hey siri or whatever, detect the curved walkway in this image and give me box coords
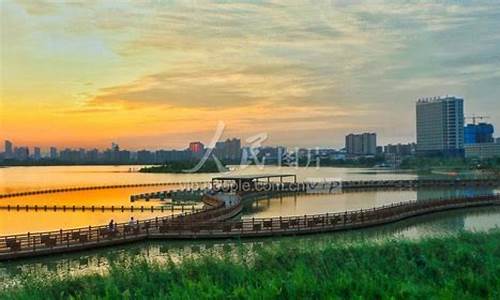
[1,191,499,260]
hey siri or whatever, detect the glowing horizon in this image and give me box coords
[1,1,499,150]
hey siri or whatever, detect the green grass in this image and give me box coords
[400,156,500,174]
[2,231,500,299]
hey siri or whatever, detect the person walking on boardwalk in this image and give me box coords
[128,217,138,230]
[108,219,114,231]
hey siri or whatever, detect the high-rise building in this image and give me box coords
[464,123,494,144]
[155,150,192,163]
[254,146,287,162]
[189,142,204,154]
[78,148,86,161]
[225,138,241,161]
[60,148,80,162]
[33,147,41,160]
[214,138,241,161]
[14,147,29,160]
[4,140,13,159]
[345,133,377,156]
[383,143,416,156]
[49,147,58,159]
[416,96,464,156]
[109,143,120,162]
[86,149,99,161]
[118,150,131,163]
[137,150,154,163]
[465,143,500,159]
[111,143,119,151]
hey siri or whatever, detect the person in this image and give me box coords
[108,219,114,231]
[128,217,135,227]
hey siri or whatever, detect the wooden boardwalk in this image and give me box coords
[0,204,203,213]
[0,181,210,199]
[1,192,499,260]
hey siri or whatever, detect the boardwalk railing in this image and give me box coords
[1,193,499,260]
[0,192,242,260]
[130,187,210,202]
[0,204,203,213]
[0,182,210,199]
[168,194,499,239]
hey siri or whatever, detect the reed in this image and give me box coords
[2,230,500,299]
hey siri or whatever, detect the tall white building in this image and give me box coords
[416,96,464,156]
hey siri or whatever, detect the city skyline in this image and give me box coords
[2,1,500,149]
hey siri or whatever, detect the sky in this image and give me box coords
[1,0,499,150]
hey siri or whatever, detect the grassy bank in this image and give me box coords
[400,156,500,175]
[2,231,500,299]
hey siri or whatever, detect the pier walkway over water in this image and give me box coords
[0,182,210,199]
[1,177,499,260]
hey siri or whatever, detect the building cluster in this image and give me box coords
[215,138,242,161]
[1,141,135,164]
[1,95,498,166]
[345,133,377,156]
[343,132,416,167]
[342,95,499,166]
[0,139,246,165]
[416,96,499,159]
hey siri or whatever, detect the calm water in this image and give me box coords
[0,165,496,235]
[0,165,499,286]
[0,165,417,235]
[243,187,499,218]
[0,165,421,194]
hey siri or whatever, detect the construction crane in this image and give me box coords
[464,114,490,125]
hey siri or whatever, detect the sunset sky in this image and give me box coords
[1,0,499,150]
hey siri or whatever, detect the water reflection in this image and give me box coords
[415,186,495,201]
[242,187,498,218]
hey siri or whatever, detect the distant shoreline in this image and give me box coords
[139,161,228,174]
[0,163,158,168]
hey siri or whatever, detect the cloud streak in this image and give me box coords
[2,0,499,148]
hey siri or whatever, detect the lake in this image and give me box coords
[0,165,497,235]
[0,165,499,286]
